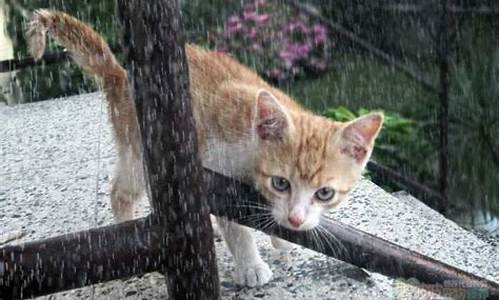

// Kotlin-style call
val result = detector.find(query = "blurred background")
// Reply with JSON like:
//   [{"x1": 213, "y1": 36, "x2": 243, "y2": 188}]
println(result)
[{"x1": 0, "y1": 0, "x2": 498, "y2": 235}]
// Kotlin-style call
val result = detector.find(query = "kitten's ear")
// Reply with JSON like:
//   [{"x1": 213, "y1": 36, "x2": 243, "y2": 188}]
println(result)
[
  {"x1": 255, "y1": 89, "x2": 290, "y2": 141},
  {"x1": 340, "y1": 112, "x2": 384, "y2": 162}
]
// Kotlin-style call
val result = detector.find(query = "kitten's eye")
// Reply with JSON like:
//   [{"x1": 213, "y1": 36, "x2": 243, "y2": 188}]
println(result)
[
  {"x1": 315, "y1": 187, "x2": 335, "y2": 202},
  {"x1": 271, "y1": 176, "x2": 290, "y2": 192}
]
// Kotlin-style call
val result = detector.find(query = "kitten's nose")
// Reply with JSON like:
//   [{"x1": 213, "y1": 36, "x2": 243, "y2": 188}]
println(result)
[{"x1": 288, "y1": 215, "x2": 304, "y2": 227}]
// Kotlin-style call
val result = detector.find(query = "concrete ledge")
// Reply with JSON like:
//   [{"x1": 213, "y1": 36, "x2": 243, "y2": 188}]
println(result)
[{"x1": 1, "y1": 93, "x2": 498, "y2": 299}]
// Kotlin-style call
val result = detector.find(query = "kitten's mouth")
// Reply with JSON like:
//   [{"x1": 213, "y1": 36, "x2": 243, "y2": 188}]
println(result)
[
  {"x1": 276, "y1": 218, "x2": 316, "y2": 231},
  {"x1": 270, "y1": 206, "x2": 318, "y2": 231}
]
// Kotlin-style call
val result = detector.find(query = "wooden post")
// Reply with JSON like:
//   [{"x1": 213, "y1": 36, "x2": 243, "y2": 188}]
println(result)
[
  {"x1": 437, "y1": 0, "x2": 450, "y2": 214},
  {"x1": 117, "y1": 1, "x2": 219, "y2": 299}
]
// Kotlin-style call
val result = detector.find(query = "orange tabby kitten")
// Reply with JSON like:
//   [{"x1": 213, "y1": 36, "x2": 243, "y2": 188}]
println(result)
[{"x1": 27, "y1": 10, "x2": 383, "y2": 287}]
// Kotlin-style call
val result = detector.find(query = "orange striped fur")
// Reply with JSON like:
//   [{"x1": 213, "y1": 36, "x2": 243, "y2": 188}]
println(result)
[{"x1": 27, "y1": 9, "x2": 383, "y2": 286}]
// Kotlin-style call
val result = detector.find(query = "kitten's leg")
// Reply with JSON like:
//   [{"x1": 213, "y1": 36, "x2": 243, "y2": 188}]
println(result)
[
  {"x1": 271, "y1": 236, "x2": 295, "y2": 252},
  {"x1": 111, "y1": 148, "x2": 144, "y2": 222},
  {"x1": 217, "y1": 217, "x2": 272, "y2": 287}
]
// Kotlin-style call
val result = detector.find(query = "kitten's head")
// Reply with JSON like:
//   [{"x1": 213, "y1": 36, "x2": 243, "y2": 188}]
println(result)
[{"x1": 253, "y1": 89, "x2": 383, "y2": 230}]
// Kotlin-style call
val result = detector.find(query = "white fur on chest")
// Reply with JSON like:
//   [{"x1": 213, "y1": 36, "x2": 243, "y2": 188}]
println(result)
[{"x1": 201, "y1": 136, "x2": 256, "y2": 178}]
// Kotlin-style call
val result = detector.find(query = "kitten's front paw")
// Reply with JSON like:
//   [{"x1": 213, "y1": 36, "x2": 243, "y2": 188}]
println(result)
[{"x1": 234, "y1": 260, "x2": 272, "y2": 287}]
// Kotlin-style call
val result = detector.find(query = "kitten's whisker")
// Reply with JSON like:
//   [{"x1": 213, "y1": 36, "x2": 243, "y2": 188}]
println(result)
[
  {"x1": 312, "y1": 228, "x2": 327, "y2": 254},
  {"x1": 236, "y1": 216, "x2": 267, "y2": 225},
  {"x1": 241, "y1": 201, "x2": 273, "y2": 209},
  {"x1": 310, "y1": 228, "x2": 320, "y2": 251},
  {"x1": 317, "y1": 226, "x2": 339, "y2": 258},
  {"x1": 317, "y1": 223, "x2": 348, "y2": 258},
  {"x1": 226, "y1": 204, "x2": 272, "y2": 211},
  {"x1": 260, "y1": 218, "x2": 276, "y2": 233},
  {"x1": 236, "y1": 213, "x2": 273, "y2": 224},
  {"x1": 236, "y1": 211, "x2": 273, "y2": 219},
  {"x1": 225, "y1": 201, "x2": 272, "y2": 209},
  {"x1": 256, "y1": 215, "x2": 274, "y2": 230},
  {"x1": 230, "y1": 200, "x2": 270, "y2": 206},
  {"x1": 318, "y1": 222, "x2": 345, "y2": 252},
  {"x1": 241, "y1": 216, "x2": 267, "y2": 228}
]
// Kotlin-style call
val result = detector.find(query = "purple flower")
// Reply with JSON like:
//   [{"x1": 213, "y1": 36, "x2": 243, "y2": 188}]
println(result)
[
  {"x1": 297, "y1": 43, "x2": 312, "y2": 57},
  {"x1": 215, "y1": 1, "x2": 332, "y2": 81},
  {"x1": 245, "y1": 28, "x2": 257, "y2": 39},
  {"x1": 224, "y1": 28, "x2": 240, "y2": 38},
  {"x1": 313, "y1": 24, "x2": 328, "y2": 44},
  {"x1": 284, "y1": 42, "x2": 312, "y2": 59},
  {"x1": 225, "y1": 18, "x2": 243, "y2": 37},
  {"x1": 279, "y1": 50, "x2": 296, "y2": 67},
  {"x1": 227, "y1": 15, "x2": 241, "y2": 27},
  {"x1": 243, "y1": 10, "x2": 258, "y2": 21},
  {"x1": 286, "y1": 20, "x2": 309, "y2": 34},
  {"x1": 251, "y1": 43, "x2": 263, "y2": 51},
  {"x1": 254, "y1": 13, "x2": 270, "y2": 24}
]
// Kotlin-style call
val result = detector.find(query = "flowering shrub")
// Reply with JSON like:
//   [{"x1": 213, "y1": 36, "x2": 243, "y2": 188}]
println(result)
[{"x1": 214, "y1": 0, "x2": 333, "y2": 83}]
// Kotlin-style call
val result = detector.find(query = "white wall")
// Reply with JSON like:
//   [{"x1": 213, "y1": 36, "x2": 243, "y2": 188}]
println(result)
[{"x1": 0, "y1": 0, "x2": 21, "y2": 105}]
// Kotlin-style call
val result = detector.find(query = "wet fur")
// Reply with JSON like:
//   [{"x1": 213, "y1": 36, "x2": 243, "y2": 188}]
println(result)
[{"x1": 27, "y1": 9, "x2": 383, "y2": 287}]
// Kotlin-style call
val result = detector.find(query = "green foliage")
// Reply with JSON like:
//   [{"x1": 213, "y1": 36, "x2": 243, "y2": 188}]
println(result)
[
  {"x1": 321, "y1": 106, "x2": 357, "y2": 122},
  {"x1": 447, "y1": 39, "x2": 499, "y2": 215}
]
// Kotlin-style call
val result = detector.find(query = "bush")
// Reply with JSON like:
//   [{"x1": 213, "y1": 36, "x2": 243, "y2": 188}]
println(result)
[{"x1": 213, "y1": 0, "x2": 333, "y2": 83}]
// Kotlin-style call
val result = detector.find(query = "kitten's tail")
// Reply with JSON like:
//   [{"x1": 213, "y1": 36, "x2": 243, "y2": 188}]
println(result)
[
  {"x1": 27, "y1": 9, "x2": 139, "y2": 150},
  {"x1": 27, "y1": 9, "x2": 121, "y2": 78}
]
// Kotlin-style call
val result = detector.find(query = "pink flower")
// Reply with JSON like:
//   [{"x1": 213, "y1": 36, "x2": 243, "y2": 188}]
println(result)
[
  {"x1": 286, "y1": 20, "x2": 309, "y2": 34},
  {"x1": 251, "y1": 43, "x2": 263, "y2": 51},
  {"x1": 243, "y1": 10, "x2": 258, "y2": 21},
  {"x1": 254, "y1": 14, "x2": 270, "y2": 24},
  {"x1": 225, "y1": 20, "x2": 243, "y2": 37},
  {"x1": 246, "y1": 28, "x2": 257, "y2": 39},
  {"x1": 297, "y1": 43, "x2": 312, "y2": 57},
  {"x1": 284, "y1": 42, "x2": 311, "y2": 59},
  {"x1": 227, "y1": 15, "x2": 241, "y2": 27},
  {"x1": 216, "y1": 1, "x2": 332, "y2": 81},
  {"x1": 313, "y1": 24, "x2": 328, "y2": 44},
  {"x1": 279, "y1": 50, "x2": 296, "y2": 66},
  {"x1": 224, "y1": 14, "x2": 244, "y2": 38}
]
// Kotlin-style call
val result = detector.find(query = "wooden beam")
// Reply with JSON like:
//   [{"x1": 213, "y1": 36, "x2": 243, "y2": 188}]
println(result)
[
  {"x1": 0, "y1": 218, "x2": 158, "y2": 298},
  {"x1": 1, "y1": 170, "x2": 498, "y2": 299},
  {"x1": 117, "y1": 0, "x2": 219, "y2": 299}
]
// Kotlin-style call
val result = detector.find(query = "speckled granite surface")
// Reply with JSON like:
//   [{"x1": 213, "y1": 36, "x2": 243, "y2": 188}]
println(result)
[{"x1": 1, "y1": 93, "x2": 498, "y2": 299}]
